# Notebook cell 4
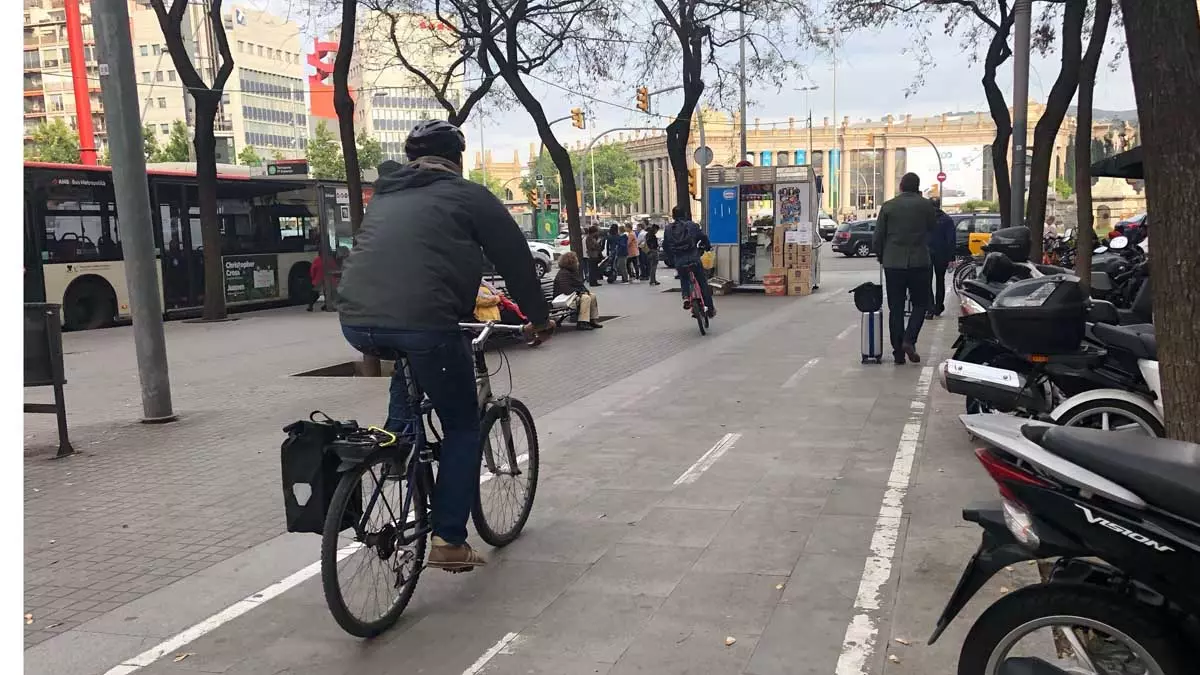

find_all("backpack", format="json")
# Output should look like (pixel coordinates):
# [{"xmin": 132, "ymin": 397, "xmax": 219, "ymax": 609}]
[{"xmin": 664, "ymin": 221, "xmax": 698, "ymax": 258}]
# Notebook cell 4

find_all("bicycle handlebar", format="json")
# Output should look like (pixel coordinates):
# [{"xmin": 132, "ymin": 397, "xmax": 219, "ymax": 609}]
[{"xmin": 458, "ymin": 321, "xmax": 527, "ymax": 348}]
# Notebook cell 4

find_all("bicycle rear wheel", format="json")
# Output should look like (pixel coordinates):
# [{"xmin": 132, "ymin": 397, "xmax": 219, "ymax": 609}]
[
  {"xmin": 321, "ymin": 451, "xmax": 427, "ymax": 638},
  {"xmin": 472, "ymin": 398, "xmax": 539, "ymax": 547}
]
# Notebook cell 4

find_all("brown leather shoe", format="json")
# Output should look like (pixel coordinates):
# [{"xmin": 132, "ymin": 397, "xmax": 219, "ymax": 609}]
[
  {"xmin": 902, "ymin": 342, "xmax": 921, "ymax": 363},
  {"xmin": 427, "ymin": 536, "xmax": 487, "ymax": 572}
]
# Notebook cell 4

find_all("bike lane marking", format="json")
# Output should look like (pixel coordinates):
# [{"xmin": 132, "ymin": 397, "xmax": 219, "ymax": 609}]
[
  {"xmin": 834, "ymin": 365, "xmax": 934, "ymax": 675},
  {"xmin": 781, "ymin": 357, "xmax": 821, "ymax": 389},
  {"xmin": 672, "ymin": 432, "xmax": 743, "ymax": 486},
  {"xmin": 835, "ymin": 323, "xmax": 857, "ymax": 341},
  {"xmin": 461, "ymin": 632, "xmax": 522, "ymax": 675},
  {"xmin": 102, "ymin": 456, "xmax": 528, "ymax": 675}
]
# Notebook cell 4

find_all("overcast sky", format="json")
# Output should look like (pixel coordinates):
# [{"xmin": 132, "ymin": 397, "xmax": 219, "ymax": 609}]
[{"xmin": 243, "ymin": 0, "xmax": 1138, "ymax": 167}]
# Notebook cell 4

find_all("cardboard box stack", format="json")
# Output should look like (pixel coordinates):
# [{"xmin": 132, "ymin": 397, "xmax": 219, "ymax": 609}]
[{"xmin": 771, "ymin": 225, "xmax": 814, "ymax": 296}]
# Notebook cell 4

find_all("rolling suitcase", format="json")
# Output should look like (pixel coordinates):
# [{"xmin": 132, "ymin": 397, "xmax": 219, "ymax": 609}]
[{"xmin": 850, "ymin": 267, "xmax": 885, "ymax": 365}]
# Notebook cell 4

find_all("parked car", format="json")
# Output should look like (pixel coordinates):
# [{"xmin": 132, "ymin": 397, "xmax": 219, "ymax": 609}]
[
  {"xmin": 817, "ymin": 214, "xmax": 839, "ymax": 241},
  {"xmin": 831, "ymin": 219, "xmax": 877, "ymax": 257},
  {"xmin": 527, "ymin": 242, "xmax": 554, "ymax": 277},
  {"xmin": 953, "ymin": 212, "xmax": 1003, "ymax": 257}
]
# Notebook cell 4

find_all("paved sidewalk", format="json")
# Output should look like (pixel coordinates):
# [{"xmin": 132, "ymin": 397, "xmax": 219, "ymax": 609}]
[
  {"xmin": 22, "ymin": 256, "xmax": 1005, "ymax": 675},
  {"xmin": 23, "ymin": 261, "xmax": 870, "ymax": 651}
]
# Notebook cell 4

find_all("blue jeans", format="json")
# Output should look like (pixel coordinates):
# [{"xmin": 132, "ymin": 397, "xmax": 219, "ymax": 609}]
[
  {"xmin": 341, "ymin": 325, "xmax": 479, "ymax": 546},
  {"xmin": 677, "ymin": 262, "xmax": 714, "ymax": 310}
]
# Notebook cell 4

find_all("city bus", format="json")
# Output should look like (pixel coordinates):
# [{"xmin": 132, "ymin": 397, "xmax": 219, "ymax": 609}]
[{"xmin": 24, "ymin": 162, "xmax": 360, "ymax": 330}]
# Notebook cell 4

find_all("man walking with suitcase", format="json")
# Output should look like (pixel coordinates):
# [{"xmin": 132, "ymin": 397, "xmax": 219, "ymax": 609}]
[{"xmin": 873, "ymin": 172, "xmax": 937, "ymax": 365}]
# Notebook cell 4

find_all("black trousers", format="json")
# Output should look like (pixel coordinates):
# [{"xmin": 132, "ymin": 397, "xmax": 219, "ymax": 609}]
[
  {"xmin": 587, "ymin": 256, "xmax": 603, "ymax": 284},
  {"xmin": 931, "ymin": 257, "xmax": 949, "ymax": 315},
  {"xmin": 884, "ymin": 266, "xmax": 932, "ymax": 355}
]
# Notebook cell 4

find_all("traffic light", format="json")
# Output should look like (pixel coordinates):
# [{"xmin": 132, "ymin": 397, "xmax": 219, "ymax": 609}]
[
  {"xmin": 528, "ymin": 188, "xmax": 539, "ymax": 207},
  {"xmin": 688, "ymin": 168, "xmax": 698, "ymax": 197},
  {"xmin": 636, "ymin": 86, "xmax": 650, "ymax": 113},
  {"xmin": 571, "ymin": 107, "xmax": 585, "ymax": 129},
  {"xmin": 866, "ymin": 132, "xmax": 875, "ymax": 147}
]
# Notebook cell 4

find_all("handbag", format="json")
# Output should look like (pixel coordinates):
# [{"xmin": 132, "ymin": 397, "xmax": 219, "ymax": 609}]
[{"xmin": 551, "ymin": 292, "xmax": 578, "ymax": 309}]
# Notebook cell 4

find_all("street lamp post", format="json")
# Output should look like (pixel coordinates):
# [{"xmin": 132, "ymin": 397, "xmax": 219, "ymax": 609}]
[{"xmin": 795, "ymin": 85, "xmax": 818, "ymax": 164}]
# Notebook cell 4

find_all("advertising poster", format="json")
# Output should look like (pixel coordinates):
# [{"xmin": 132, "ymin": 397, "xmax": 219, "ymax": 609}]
[
  {"xmin": 223, "ymin": 254, "xmax": 279, "ymax": 303},
  {"xmin": 774, "ymin": 183, "xmax": 812, "ymax": 244},
  {"xmin": 905, "ymin": 145, "xmax": 986, "ymax": 206}
]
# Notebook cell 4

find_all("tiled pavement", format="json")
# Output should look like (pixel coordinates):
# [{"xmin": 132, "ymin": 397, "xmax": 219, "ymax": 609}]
[{"xmin": 25, "ymin": 257, "xmax": 1009, "ymax": 675}]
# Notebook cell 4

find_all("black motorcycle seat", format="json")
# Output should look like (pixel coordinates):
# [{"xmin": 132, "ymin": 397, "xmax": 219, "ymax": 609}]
[
  {"xmin": 1091, "ymin": 322, "xmax": 1157, "ymax": 361},
  {"xmin": 1036, "ymin": 426, "xmax": 1200, "ymax": 521}
]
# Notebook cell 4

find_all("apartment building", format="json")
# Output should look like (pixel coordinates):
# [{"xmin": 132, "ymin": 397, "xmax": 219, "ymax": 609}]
[
  {"xmin": 310, "ymin": 12, "xmax": 465, "ymax": 160},
  {"xmin": 24, "ymin": 0, "xmax": 307, "ymax": 162}
]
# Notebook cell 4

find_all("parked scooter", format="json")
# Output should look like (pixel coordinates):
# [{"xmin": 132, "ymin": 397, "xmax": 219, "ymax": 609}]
[
  {"xmin": 940, "ymin": 274, "xmax": 1165, "ymax": 436},
  {"xmin": 929, "ymin": 413, "xmax": 1200, "ymax": 674}
]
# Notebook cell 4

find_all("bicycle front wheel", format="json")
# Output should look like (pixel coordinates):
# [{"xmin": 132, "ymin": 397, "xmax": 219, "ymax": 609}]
[
  {"xmin": 321, "ymin": 451, "xmax": 427, "ymax": 638},
  {"xmin": 472, "ymin": 398, "xmax": 539, "ymax": 547}
]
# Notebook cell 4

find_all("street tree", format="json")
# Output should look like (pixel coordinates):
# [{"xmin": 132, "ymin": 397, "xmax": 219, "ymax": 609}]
[
  {"xmin": 237, "ymin": 145, "xmax": 262, "ymax": 167},
  {"xmin": 470, "ymin": 0, "xmax": 613, "ymax": 256},
  {"xmin": 1071, "ymin": 0, "xmax": 1113, "ymax": 293},
  {"xmin": 468, "ymin": 169, "xmax": 506, "ymax": 198},
  {"xmin": 639, "ymin": 0, "xmax": 815, "ymax": 220},
  {"xmin": 271, "ymin": 149, "xmax": 286, "ymax": 161},
  {"xmin": 308, "ymin": 120, "xmax": 346, "ymax": 180},
  {"xmin": 356, "ymin": 130, "xmax": 383, "ymax": 173},
  {"xmin": 360, "ymin": 0, "xmax": 501, "ymax": 126},
  {"xmin": 158, "ymin": 120, "xmax": 191, "ymax": 161},
  {"xmin": 25, "ymin": 119, "xmax": 80, "ymax": 163},
  {"xmin": 143, "ymin": 124, "xmax": 162, "ymax": 161},
  {"xmin": 1117, "ymin": 0, "xmax": 1200, "ymax": 442},
  {"xmin": 520, "ymin": 143, "xmax": 639, "ymax": 212},
  {"xmin": 150, "ymin": 0, "xmax": 235, "ymax": 321}
]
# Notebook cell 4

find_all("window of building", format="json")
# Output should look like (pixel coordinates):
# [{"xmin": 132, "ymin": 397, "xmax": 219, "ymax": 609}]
[
  {"xmin": 155, "ymin": 70, "xmax": 163, "ymax": 82},
  {"xmin": 140, "ymin": 45, "xmax": 148, "ymax": 56},
  {"xmin": 160, "ymin": 123, "xmax": 169, "ymax": 134},
  {"xmin": 238, "ymin": 40, "xmax": 244, "ymax": 52},
  {"xmin": 257, "ymin": 45, "xmax": 263, "ymax": 56},
  {"xmin": 142, "ymin": 71, "xmax": 151, "ymax": 83},
  {"xmin": 152, "ymin": 44, "xmax": 161, "ymax": 55},
  {"xmin": 168, "ymin": 70, "xmax": 176, "ymax": 82},
  {"xmin": 157, "ymin": 97, "xmax": 166, "ymax": 108}
]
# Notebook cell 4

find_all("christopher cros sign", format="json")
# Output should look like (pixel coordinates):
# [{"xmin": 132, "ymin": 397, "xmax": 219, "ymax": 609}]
[{"xmin": 223, "ymin": 255, "xmax": 278, "ymax": 303}]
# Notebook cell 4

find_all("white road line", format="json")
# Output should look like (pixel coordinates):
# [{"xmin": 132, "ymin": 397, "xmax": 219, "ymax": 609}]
[
  {"xmin": 781, "ymin": 358, "xmax": 821, "ymax": 389},
  {"xmin": 462, "ymin": 632, "xmax": 522, "ymax": 675},
  {"xmin": 673, "ymin": 433, "xmax": 742, "ymax": 486},
  {"xmin": 102, "ymin": 544, "xmax": 362, "ymax": 675},
  {"xmin": 104, "ymin": 445, "xmax": 531, "ymax": 675},
  {"xmin": 834, "ymin": 366, "xmax": 933, "ymax": 675},
  {"xmin": 820, "ymin": 287, "xmax": 849, "ymax": 303},
  {"xmin": 835, "ymin": 323, "xmax": 856, "ymax": 342}
]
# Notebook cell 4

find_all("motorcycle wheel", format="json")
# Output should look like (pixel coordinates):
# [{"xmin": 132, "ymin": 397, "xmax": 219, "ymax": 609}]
[
  {"xmin": 958, "ymin": 584, "xmax": 1186, "ymax": 675},
  {"xmin": 1053, "ymin": 398, "xmax": 1165, "ymax": 438}
]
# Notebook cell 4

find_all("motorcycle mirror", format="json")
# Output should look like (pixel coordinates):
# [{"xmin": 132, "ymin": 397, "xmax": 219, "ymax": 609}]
[
  {"xmin": 1093, "ymin": 245, "xmax": 1109, "ymax": 254},
  {"xmin": 1110, "ymin": 235, "xmax": 1129, "ymax": 250}
]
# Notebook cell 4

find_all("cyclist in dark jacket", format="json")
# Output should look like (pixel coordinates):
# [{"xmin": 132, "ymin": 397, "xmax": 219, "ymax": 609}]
[
  {"xmin": 927, "ymin": 198, "xmax": 957, "ymax": 318},
  {"xmin": 663, "ymin": 206, "xmax": 715, "ymax": 317},
  {"xmin": 337, "ymin": 120, "xmax": 552, "ymax": 571}
]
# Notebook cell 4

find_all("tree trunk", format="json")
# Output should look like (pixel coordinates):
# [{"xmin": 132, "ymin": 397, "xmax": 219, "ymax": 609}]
[
  {"xmin": 334, "ymin": 0, "xmax": 363, "ymax": 234},
  {"xmin": 666, "ymin": 41, "xmax": 703, "ymax": 220},
  {"xmin": 1026, "ymin": 0, "xmax": 1084, "ymax": 260},
  {"xmin": 1119, "ymin": 0, "xmax": 1200, "ymax": 442},
  {"xmin": 1072, "ymin": 0, "xmax": 1112, "ymax": 294},
  {"xmin": 192, "ymin": 94, "xmax": 226, "ymax": 321},
  {"xmin": 982, "ymin": 13, "xmax": 1015, "ymax": 227}
]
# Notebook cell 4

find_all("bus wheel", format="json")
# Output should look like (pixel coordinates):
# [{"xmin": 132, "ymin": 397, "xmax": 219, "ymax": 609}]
[
  {"xmin": 63, "ymin": 278, "xmax": 117, "ymax": 331},
  {"xmin": 288, "ymin": 264, "xmax": 312, "ymax": 306}
]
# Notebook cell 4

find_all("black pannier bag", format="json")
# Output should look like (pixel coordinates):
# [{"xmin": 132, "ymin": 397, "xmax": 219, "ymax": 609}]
[{"xmin": 281, "ymin": 413, "xmax": 363, "ymax": 534}]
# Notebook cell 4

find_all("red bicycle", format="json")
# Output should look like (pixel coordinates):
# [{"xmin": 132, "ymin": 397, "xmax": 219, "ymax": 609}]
[{"xmin": 683, "ymin": 267, "xmax": 710, "ymax": 335}]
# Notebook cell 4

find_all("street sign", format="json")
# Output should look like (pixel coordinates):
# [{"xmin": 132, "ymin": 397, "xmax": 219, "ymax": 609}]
[
  {"xmin": 535, "ymin": 175, "xmax": 545, "ymax": 188},
  {"xmin": 694, "ymin": 145, "xmax": 713, "ymax": 167},
  {"xmin": 936, "ymin": 171, "xmax": 947, "ymax": 183},
  {"xmin": 267, "ymin": 160, "xmax": 309, "ymax": 177}
]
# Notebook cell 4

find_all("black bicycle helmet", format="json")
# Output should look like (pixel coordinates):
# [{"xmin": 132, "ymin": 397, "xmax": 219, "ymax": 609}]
[{"xmin": 404, "ymin": 120, "xmax": 466, "ymax": 162}]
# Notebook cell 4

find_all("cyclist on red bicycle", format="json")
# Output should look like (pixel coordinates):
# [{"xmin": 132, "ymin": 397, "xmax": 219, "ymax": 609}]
[
  {"xmin": 663, "ymin": 206, "xmax": 715, "ymax": 318},
  {"xmin": 336, "ymin": 120, "xmax": 553, "ymax": 571}
]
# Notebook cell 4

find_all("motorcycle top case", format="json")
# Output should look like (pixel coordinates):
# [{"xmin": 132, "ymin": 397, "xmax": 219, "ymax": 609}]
[
  {"xmin": 280, "ymin": 415, "xmax": 362, "ymax": 534},
  {"xmin": 989, "ymin": 274, "xmax": 1087, "ymax": 354},
  {"xmin": 982, "ymin": 225, "xmax": 1032, "ymax": 263}
]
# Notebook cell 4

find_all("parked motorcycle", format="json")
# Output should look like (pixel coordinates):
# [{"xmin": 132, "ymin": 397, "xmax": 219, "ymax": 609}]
[
  {"xmin": 929, "ymin": 413, "xmax": 1200, "ymax": 674},
  {"xmin": 940, "ymin": 274, "xmax": 1165, "ymax": 436}
]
